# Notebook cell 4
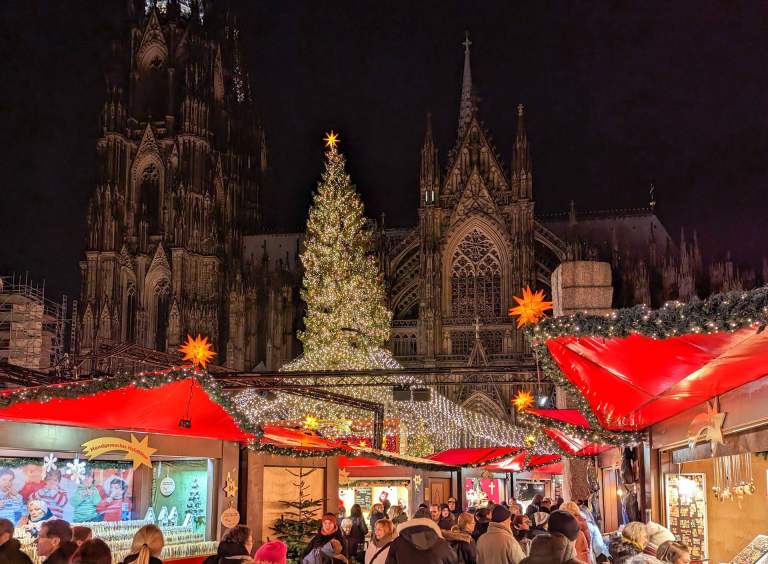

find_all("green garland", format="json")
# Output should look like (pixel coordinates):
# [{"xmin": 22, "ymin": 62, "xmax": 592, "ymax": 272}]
[
  {"xmin": 517, "ymin": 409, "xmax": 642, "ymax": 447},
  {"xmin": 525, "ymin": 287, "xmax": 768, "ymax": 444},
  {"xmin": 0, "ymin": 457, "xmax": 132, "ymax": 470},
  {"xmin": 0, "ymin": 367, "xmax": 263, "ymax": 439}
]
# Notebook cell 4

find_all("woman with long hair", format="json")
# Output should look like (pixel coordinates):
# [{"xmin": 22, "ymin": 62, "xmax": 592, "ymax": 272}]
[
  {"xmin": 364, "ymin": 519, "xmax": 395, "ymax": 564},
  {"xmin": 72, "ymin": 538, "xmax": 112, "ymax": 564},
  {"xmin": 656, "ymin": 541, "xmax": 690, "ymax": 564},
  {"xmin": 346, "ymin": 505, "xmax": 368, "ymax": 563},
  {"xmin": 122, "ymin": 524, "xmax": 165, "ymax": 564},
  {"xmin": 215, "ymin": 524, "xmax": 255, "ymax": 564}
]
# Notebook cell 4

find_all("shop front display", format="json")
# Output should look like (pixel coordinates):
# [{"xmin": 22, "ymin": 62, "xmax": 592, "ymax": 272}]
[
  {"xmin": 664, "ymin": 473, "xmax": 708, "ymax": 561},
  {"xmin": 339, "ymin": 480, "xmax": 410, "ymax": 520},
  {"xmin": 463, "ymin": 476, "xmax": 504, "ymax": 508}
]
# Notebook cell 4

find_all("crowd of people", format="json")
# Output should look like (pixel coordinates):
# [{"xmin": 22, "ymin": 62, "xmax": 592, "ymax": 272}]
[{"xmin": 0, "ymin": 497, "xmax": 692, "ymax": 564}]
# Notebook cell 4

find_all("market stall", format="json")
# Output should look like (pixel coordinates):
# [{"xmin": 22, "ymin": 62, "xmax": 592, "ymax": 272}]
[
  {"xmin": 0, "ymin": 369, "xmax": 252, "ymax": 564},
  {"xmin": 525, "ymin": 287, "xmax": 768, "ymax": 562}
]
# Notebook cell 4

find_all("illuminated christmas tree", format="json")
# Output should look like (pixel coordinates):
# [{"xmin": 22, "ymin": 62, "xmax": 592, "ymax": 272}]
[
  {"xmin": 185, "ymin": 478, "xmax": 205, "ymax": 527},
  {"xmin": 285, "ymin": 132, "xmax": 392, "ymax": 371}
]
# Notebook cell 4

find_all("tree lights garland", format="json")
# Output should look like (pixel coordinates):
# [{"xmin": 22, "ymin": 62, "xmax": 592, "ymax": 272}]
[{"xmin": 524, "ymin": 287, "xmax": 768, "ymax": 444}]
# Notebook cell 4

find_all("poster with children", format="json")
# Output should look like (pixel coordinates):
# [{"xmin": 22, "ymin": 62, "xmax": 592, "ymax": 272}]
[{"xmin": 0, "ymin": 456, "xmax": 134, "ymax": 529}]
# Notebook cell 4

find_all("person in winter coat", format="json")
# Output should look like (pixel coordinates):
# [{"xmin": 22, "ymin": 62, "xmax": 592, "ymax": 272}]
[
  {"xmin": 72, "ymin": 539, "xmax": 112, "ymax": 564},
  {"xmin": 443, "ymin": 513, "xmax": 476, "ymax": 564},
  {"xmin": 254, "ymin": 540, "xmax": 288, "ymax": 564},
  {"xmin": 37, "ymin": 520, "xmax": 78, "ymax": 564},
  {"xmin": 438, "ymin": 504, "xmax": 456, "ymax": 531},
  {"xmin": 447, "ymin": 498, "xmax": 462, "ymax": 519},
  {"xmin": 121, "ymin": 524, "xmax": 165, "ymax": 564},
  {"xmin": 390, "ymin": 506, "xmax": 407, "ymax": 526},
  {"xmin": 609, "ymin": 523, "xmax": 663, "ymax": 564},
  {"xmin": 365, "ymin": 519, "xmax": 396, "ymax": 564},
  {"xmin": 471, "ymin": 508, "xmax": 490, "ymax": 542},
  {"xmin": 213, "ymin": 525, "xmax": 256, "ymax": 564},
  {"xmin": 519, "ymin": 533, "xmax": 585, "ymax": 564},
  {"xmin": 529, "ymin": 513, "xmax": 549, "ymax": 538},
  {"xmin": 303, "ymin": 514, "xmax": 349, "ymax": 562},
  {"xmin": 345, "ymin": 505, "xmax": 369, "ymax": 563},
  {"xmin": 556, "ymin": 505, "xmax": 591, "ymax": 563},
  {"xmin": 0, "ymin": 517, "xmax": 33, "ymax": 564},
  {"xmin": 524, "ymin": 496, "xmax": 543, "ymax": 520},
  {"xmin": 475, "ymin": 505, "xmax": 525, "ymax": 564},
  {"xmin": 644, "ymin": 523, "xmax": 675, "ymax": 557},
  {"xmin": 370, "ymin": 505, "xmax": 387, "ymax": 532},
  {"xmin": 386, "ymin": 517, "xmax": 457, "ymax": 564}
]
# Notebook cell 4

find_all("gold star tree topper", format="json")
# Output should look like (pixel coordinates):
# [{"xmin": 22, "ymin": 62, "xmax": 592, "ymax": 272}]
[
  {"xmin": 509, "ymin": 286, "xmax": 553, "ymax": 328},
  {"xmin": 324, "ymin": 130, "xmax": 339, "ymax": 149},
  {"xmin": 179, "ymin": 334, "xmax": 217, "ymax": 369},
  {"xmin": 512, "ymin": 390, "xmax": 535, "ymax": 412}
]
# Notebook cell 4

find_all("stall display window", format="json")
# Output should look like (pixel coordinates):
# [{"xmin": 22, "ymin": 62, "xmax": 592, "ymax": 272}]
[
  {"xmin": 150, "ymin": 459, "xmax": 210, "ymax": 532},
  {"xmin": 664, "ymin": 473, "xmax": 708, "ymax": 561},
  {"xmin": 515, "ymin": 480, "xmax": 546, "ymax": 513},
  {"xmin": 0, "ymin": 456, "xmax": 134, "ymax": 528}
]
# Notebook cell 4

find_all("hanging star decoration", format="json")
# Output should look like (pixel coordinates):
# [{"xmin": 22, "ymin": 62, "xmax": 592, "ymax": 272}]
[
  {"xmin": 358, "ymin": 440, "xmax": 368, "ymax": 447},
  {"xmin": 324, "ymin": 130, "xmax": 339, "ymax": 149},
  {"xmin": 509, "ymin": 286, "xmax": 553, "ymax": 328},
  {"xmin": 413, "ymin": 474, "xmax": 423, "ymax": 491},
  {"xmin": 65, "ymin": 458, "xmax": 87, "ymax": 484},
  {"xmin": 179, "ymin": 334, "xmax": 216, "ymax": 369},
  {"xmin": 687, "ymin": 401, "xmax": 726, "ymax": 452},
  {"xmin": 513, "ymin": 390, "xmax": 535, "ymax": 412},
  {"xmin": 524, "ymin": 434, "xmax": 537, "ymax": 448},
  {"xmin": 223, "ymin": 471, "xmax": 238, "ymax": 499},
  {"xmin": 303, "ymin": 415, "xmax": 320, "ymax": 431},
  {"xmin": 43, "ymin": 453, "xmax": 58, "ymax": 474}
]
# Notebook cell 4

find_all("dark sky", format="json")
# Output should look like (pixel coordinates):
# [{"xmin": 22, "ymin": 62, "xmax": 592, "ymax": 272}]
[{"xmin": 3, "ymin": 1, "xmax": 768, "ymax": 301}]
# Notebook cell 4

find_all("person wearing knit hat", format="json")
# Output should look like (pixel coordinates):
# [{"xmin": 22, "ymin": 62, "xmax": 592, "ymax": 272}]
[
  {"xmin": 476, "ymin": 503, "xmax": 525, "ymax": 564},
  {"xmin": 254, "ymin": 540, "xmax": 288, "ymax": 564}
]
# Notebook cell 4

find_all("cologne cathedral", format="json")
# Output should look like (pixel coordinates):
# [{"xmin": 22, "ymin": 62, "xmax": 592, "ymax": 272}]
[{"xmin": 80, "ymin": 3, "xmax": 759, "ymax": 413}]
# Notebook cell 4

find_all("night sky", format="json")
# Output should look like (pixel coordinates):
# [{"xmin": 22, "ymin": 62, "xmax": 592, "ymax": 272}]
[{"xmin": 3, "ymin": 1, "xmax": 768, "ymax": 301}]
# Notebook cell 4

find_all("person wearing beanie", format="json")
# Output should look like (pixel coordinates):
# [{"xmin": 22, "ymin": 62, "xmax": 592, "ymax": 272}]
[
  {"xmin": 437, "ymin": 504, "xmax": 456, "ymax": 531},
  {"xmin": 519, "ymin": 533, "xmax": 585, "ymax": 564},
  {"xmin": 475, "ymin": 505, "xmax": 525, "ymax": 564},
  {"xmin": 254, "ymin": 540, "xmax": 288, "ymax": 564},
  {"xmin": 547, "ymin": 510, "xmax": 589, "ymax": 563}
]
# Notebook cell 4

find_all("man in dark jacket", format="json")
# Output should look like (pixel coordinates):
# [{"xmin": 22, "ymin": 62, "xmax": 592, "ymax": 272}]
[
  {"xmin": 386, "ymin": 518, "xmax": 457, "ymax": 564},
  {"xmin": 37, "ymin": 520, "xmax": 77, "ymax": 564},
  {"xmin": 471, "ymin": 508, "xmax": 490, "ymax": 542},
  {"xmin": 0, "ymin": 518, "xmax": 32, "ymax": 564}
]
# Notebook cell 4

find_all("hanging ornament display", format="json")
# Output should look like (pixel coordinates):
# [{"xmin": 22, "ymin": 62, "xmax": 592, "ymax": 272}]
[
  {"xmin": 65, "ymin": 457, "xmax": 87, "ymax": 484},
  {"xmin": 223, "ymin": 470, "xmax": 238, "ymax": 499},
  {"xmin": 509, "ymin": 286, "xmax": 553, "ymax": 328},
  {"xmin": 179, "ymin": 334, "xmax": 217, "ymax": 369},
  {"xmin": 160, "ymin": 470, "xmax": 176, "ymax": 497},
  {"xmin": 220, "ymin": 503, "xmax": 240, "ymax": 529},
  {"xmin": 712, "ymin": 452, "xmax": 755, "ymax": 505},
  {"xmin": 43, "ymin": 453, "xmax": 58, "ymax": 474},
  {"xmin": 687, "ymin": 402, "xmax": 726, "ymax": 452}
]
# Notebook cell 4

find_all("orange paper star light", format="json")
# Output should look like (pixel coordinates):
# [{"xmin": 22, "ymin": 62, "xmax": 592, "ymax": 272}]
[
  {"xmin": 179, "ymin": 334, "xmax": 216, "ymax": 369},
  {"xmin": 509, "ymin": 286, "xmax": 553, "ymax": 328},
  {"xmin": 324, "ymin": 130, "xmax": 339, "ymax": 149},
  {"xmin": 513, "ymin": 390, "xmax": 535, "ymax": 412}
]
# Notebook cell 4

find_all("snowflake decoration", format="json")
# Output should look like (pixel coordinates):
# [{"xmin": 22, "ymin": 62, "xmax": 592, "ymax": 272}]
[
  {"xmin": 65, "ymin": 458, "xmax": 87, "ymax": 484},
  {"xmin": 43, "ymin": 453, "xmax": 58, "ymax": 474}
]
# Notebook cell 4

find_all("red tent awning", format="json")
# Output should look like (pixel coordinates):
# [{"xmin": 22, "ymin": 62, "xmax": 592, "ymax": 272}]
[
  {"xmin": 547, "ymin": 326, "xmax": 768, "ymax": 430},
  {"xmin": 260, "ymin": 425, "xmax": 351, "ymax": 451},
  {"xmin": 0, "ymin": 377, "xmax": 252, "ymax": 441},
  {"xmin": 429, "ymin": 448, "xmax": 522, "ymax": 466}
]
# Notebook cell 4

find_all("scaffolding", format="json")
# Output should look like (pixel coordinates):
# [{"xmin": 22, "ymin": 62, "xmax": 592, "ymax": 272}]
[{"xmin": 0, "ymin": 273, "xmax": 67, "ymax": 376}]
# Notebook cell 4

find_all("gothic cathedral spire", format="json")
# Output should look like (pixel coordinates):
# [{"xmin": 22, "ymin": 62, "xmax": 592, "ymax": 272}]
[
  {"xmin": 511, "ymin": 103, "xmax": 532, "ymax": 199},
  {"xmin": 420, "ymin": 112, "xmax": 439, "ymax": 206},
  {"xmin": 457, "ymin": 31, "xmax": 474, "ymax": 141}
]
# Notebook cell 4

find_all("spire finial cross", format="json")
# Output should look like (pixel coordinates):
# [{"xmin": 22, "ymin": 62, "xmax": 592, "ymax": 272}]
[{"xmin": 463, "ymin": 31, "xmax": 472, "ymax": 53}]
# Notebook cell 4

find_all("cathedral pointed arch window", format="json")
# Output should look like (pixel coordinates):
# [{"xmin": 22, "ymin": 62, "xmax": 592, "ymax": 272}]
[
  {"xmin": 139, "ymin": 163, "xmax": 160, "ymax": 233},
  {"xmin": 125, "ymin": 284, "xmax": 137, "ymax": 343},
  {"xmin": 153, "ymin": 278, "xmax": 171, "ymax": 351},
  {"xmin": 450, "ymin": 229, "xmax": 502, "ymax": 318}
]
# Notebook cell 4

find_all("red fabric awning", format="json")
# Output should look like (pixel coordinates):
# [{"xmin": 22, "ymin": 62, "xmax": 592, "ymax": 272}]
[
  {"xmin": 0, "ymin": 378, "xmax": 251, "ymax": 441},
  {"xmin": 429, "ymin": 448, "xmax": 522, "ymax": 465},
  {"xmin": 527, "ymin": 408, "xmax": 590, "ymax": 429},
  {"xmin": 338, "ymin": 455, "xmax": 390, "ymax": 468},
  {"xmin": 547, "ymin": 326, "xmax": 768, "ymax": 430},
  {"xmin": 260, "ymin": 425, "xmax": 350, "ymax": 451},
  {"xmin": 543, "ymin": 429, "xmax": 611, "ymax": 456}
]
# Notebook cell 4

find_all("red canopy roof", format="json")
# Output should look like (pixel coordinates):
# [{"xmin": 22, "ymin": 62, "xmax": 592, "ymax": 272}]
[
  {"xmin": 547, "ymin": 326, "xmax": 768, "ymax": 430},
  {"xmin": 429, "ymin": 448, "xmax": 521, "ymax": 466},
  {"xmin": 0, "ymin": 377, "xmax": 252, "ymax": 441}
]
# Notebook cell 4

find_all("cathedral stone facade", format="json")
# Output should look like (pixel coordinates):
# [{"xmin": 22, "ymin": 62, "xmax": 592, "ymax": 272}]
[{"xmin": 80, "ymin": 8, "xmax": 760, "ymax": 415}]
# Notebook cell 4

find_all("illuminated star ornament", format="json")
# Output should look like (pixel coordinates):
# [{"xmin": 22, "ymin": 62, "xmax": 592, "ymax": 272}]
[
  {"xmin": 323, "ymin": 130, "xmax": 339, "ymax": 149},
  {"xmin": 179, "ymin": 334, "xmax": 216, "ymax": 369},
  {"xmin": 512, "ymin": 390, "xmax": 535, "ymax": 412},
  {"xmin": 509, "ymin": 286, "xmax": 553, "ymax": 328},
  {"xmin": 303, "ymin": 415, "xmax": 320, "ymax": 431}
]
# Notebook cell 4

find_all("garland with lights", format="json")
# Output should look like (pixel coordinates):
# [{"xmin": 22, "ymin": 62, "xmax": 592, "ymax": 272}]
[
  {"xmin": 524, "ymin": 287, "xmax": 768, "ymax": 444},
  {"xmin": 0, "ymin": 367, "xmax": 263, "ymax": 439},
  {"xmin": 0, "ymin": 457, "xmax": 132, "ymax": 469}
]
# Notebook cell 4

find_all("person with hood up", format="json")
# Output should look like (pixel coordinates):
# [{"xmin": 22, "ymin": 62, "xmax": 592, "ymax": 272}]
[
  {"xmin": 365, "ymin": 518, "xmax": 395, "ymax": 564},
  {"xmin": 211, "ymin": 525, "xmax": 255, "ymax": 564},
  {"xmin": 385, "ymin": 516, "xmax": 457, "ymax": 564},
  {"xmin": 556, "ymin": 505, "xmax": 591, "ymax": 563},
  {"xmin": 471, "ymin": 508, "xmax": 490, "ymax": 542},
  {"xmin": 303, "ymin": 514, "xmax": 349, "ymax": 562},
  {"xmin": 519, "ymin": 533, "xmax": 585, "ymax": 564},
  {"xmin": 0, "ymin": 517, "xmax": 33, "ymax": 564},
  {"xmin": 442, "ymin": 513, "xmax": 476, "ymax": 564},
  {"xmin": 437, "ymin": 504, "xmax": 456, "ymax": 531},
  {"xmin": 609, "ymin": 522, "xmax": 663, "ymax": 564},
  {"xmin": 475, "ymin": 505, "xmax": 525, "ymax": 564}
]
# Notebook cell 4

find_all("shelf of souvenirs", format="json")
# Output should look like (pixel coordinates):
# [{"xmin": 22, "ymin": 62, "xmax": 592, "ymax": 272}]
[{"xmin": 15, "ymin": 520, "xmax": 217, "ymax": 564}]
